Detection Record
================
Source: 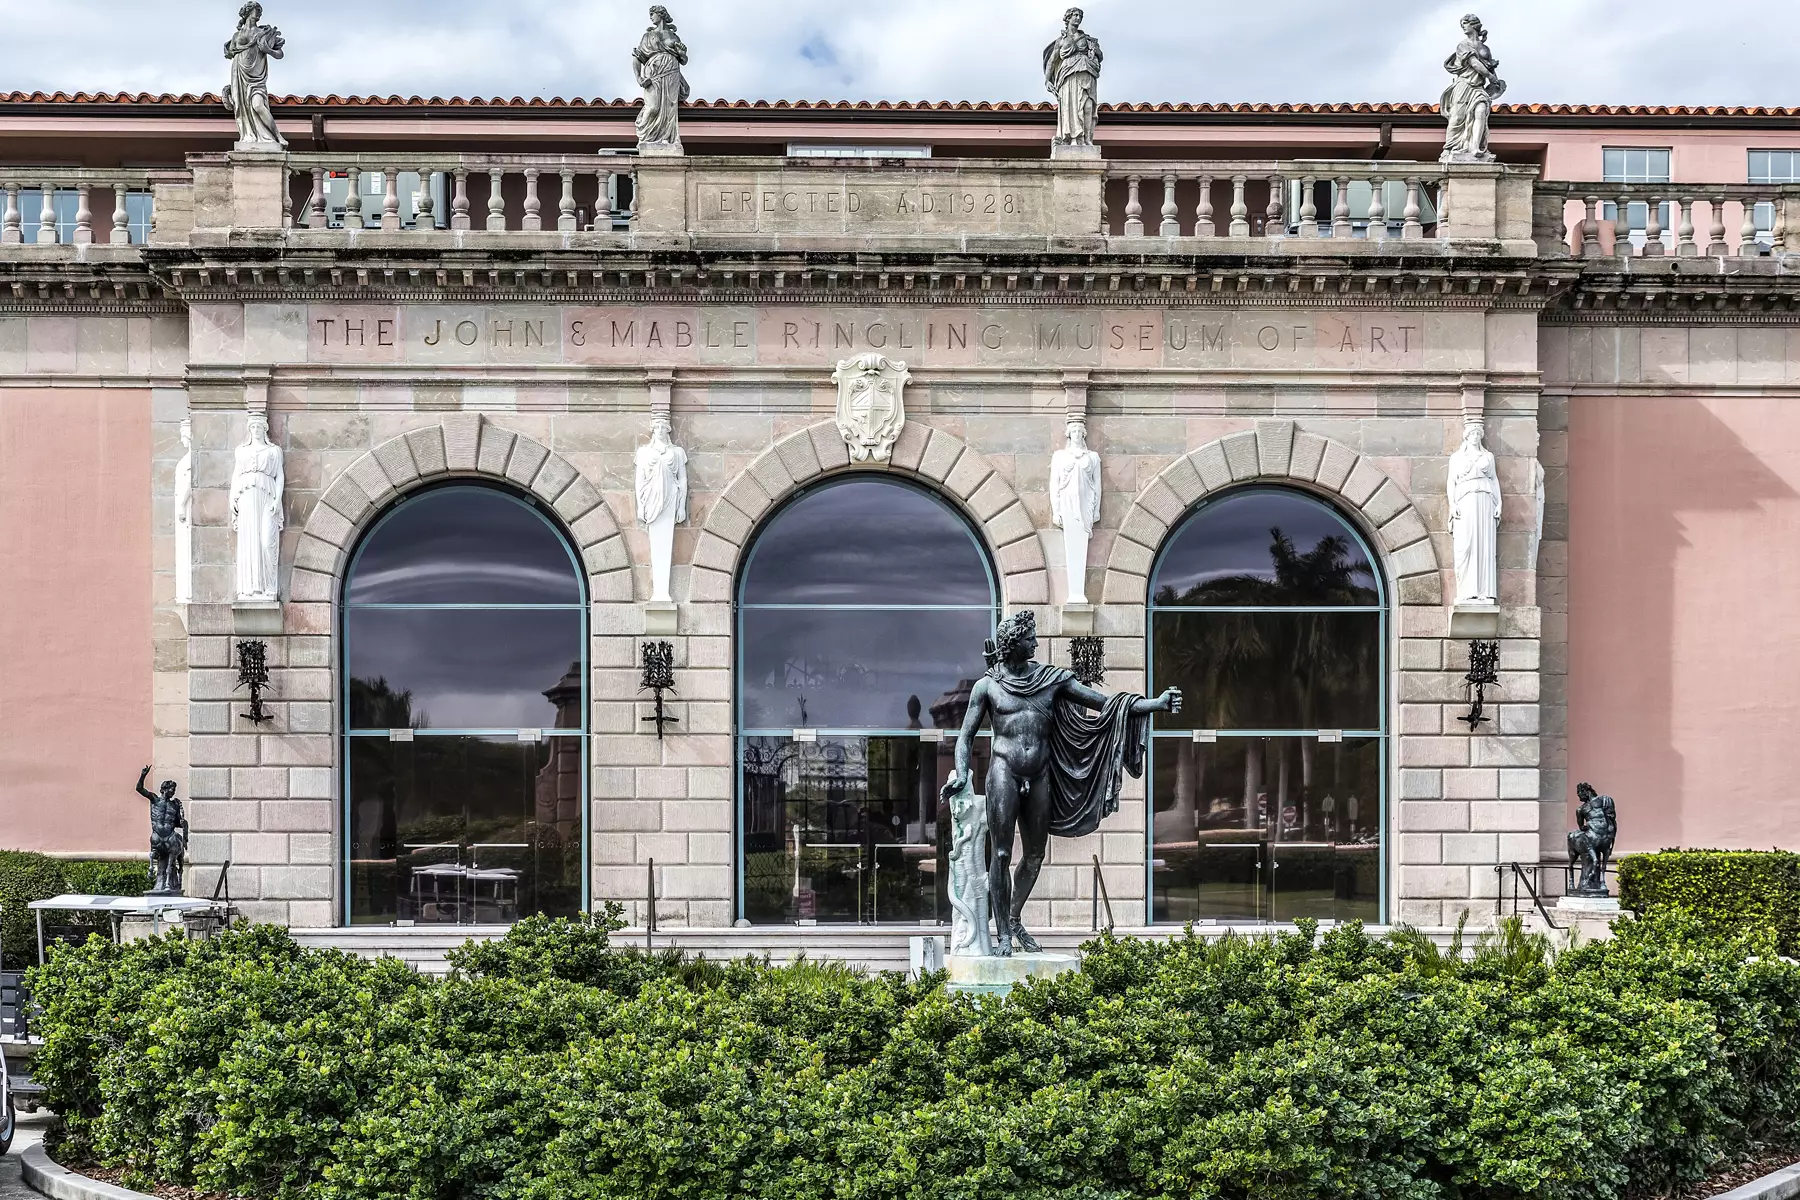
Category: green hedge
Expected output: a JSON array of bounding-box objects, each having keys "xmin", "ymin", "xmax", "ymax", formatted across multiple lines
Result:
[
  {"xmin": 28, "ymin": 909, "xmax": 1800, "ymax": 1200},
  {"xmin": 0, "ymin": 851, "xmax": 150, "ymax": 970},
  {"xmin": 1618, "ymin": 849, "xmax": 1800, "ymax": 956}
]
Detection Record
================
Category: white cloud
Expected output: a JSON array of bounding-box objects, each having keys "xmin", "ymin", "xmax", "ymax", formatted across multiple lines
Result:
[{"xmin": 0, "ymin": 0, "xmax": 1790, "ymax": 107}]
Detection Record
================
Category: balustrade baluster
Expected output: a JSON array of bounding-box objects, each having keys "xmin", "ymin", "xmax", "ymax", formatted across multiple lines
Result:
[
  {"xmin": 1123, "ymin": 174, "xmax": 1143, "ymax": 236},
  {"xmin": 111, "ymin": 186, "xmax": 129, "ymax": 243},
  {"xmin": 414, "ymin": 167, "xmax": 436, "ymax": 230},
  {"xmin": 345, "ymin": 167, "xmax": 364, "ymax": 229},
  {"xmin": 452, "ymin": 168, "xmax": 471, "ymax": 230},
  {"xmin": 1160, "ymin": 173, "xmax": 1179, "ymax": 236},
  {"xmin": 1402, "ymin": 177, "xmax": 1423, "ymax": 240},
  {"xmin": 1740, "ymin": 196, "xmax": 1761, "ymax": 256},
  {"xmin": 307, "ymin": 167, "xmax": 326, "ymax": 227},
  {"xmin": 1298, "ymin": 176, "xmax": 1317, "ymax": 237},
  {"xmin": 1581, "ymin": 196, "xmax": 1601, "ymax": 257},
  {"xmin": 1228, "ymin": 175, "xmax": 1249, "ymax": 237},
  {"xmin": 1264, "ymin": 174, "xmax": 1284, "ymax": 237},
  {"xmin": 1332, "ymin": 175, "xmax": 1352, "ymax": 237},
  {"xmin": 36, "ymin": 182, "xmax": 56, "ymax": 244},
  {"xmin": 1099, "ymin": 178, "xmax": 1108, "ymax": 234},
  {"xmin": 523, "ymin": 167, "xmax": 543, "ymax": 232},
  {"xmin": 1675, "ymin": 196, "xmax": 1696, "ymax": 256},
  {"xmin": 1707, "ymin": 195, "xmax": 1729, "ymax": 255},
  {"xmin": 1640, "ymin": 193, "xmax": 1664, "ymax": 255},
  {"xmin": 1366, "ymin": 173, "xmax": 1386, "ymax": 240},
  {"xmin": 1614, "ymin": 193, "xmax": 1633, "ymax": 257},
  {"xmin": 1194, "ymin": 174, "xmax": 1214, "ymax": 238},
  {"xmin": 559, "ymin": 168, "xmax": 577, "ymax": 232},
  {"xmin": 1437, "ymin": 179, "xmax": 1451, "ymax": 239},
  {"xmin": 1, "ymin": 184, "xmax": 19, "ymax": 244},
  {"xmin": 1775, "ymin": 195, "xmax": 1791, "ymax": 251},
  {"xmin": 487, "ymin": 170, "xmax": 507, "ymax": 231},
  {"xmin": 381, "ymin": 167, "xmax": 401, "ymax": 231},
  {"xmin": 72, "ymin": 184, "xmax": 92, "ymax": 244}
]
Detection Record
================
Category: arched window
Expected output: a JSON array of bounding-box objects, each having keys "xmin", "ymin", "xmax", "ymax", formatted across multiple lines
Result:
[
  {"xmin": 1148, "ymin": 486, "xmax": 1387, "ymax": 925},
  {"xmin": 737, "ymin": 476, "xmax": 998, "ymax": 925},
  {"xmin": 342, "ymin": 484, "xmax": 587, "ymax": 926}
]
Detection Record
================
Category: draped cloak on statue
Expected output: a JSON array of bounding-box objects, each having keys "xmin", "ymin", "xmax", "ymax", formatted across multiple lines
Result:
[{"xmin": 984, "ymin": 662, "xmax": 1152, "ymax": 838}]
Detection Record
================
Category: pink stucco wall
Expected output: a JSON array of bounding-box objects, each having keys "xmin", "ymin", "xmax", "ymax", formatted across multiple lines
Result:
[
  {"xmin": 1569, "ymin": 393, "xmax": 1800, "ymax": 852},
  {"xmin": 0, "ymin": 388, "xmax": 151, "ymax": 854}
]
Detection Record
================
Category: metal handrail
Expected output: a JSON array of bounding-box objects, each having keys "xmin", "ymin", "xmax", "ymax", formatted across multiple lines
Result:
[{"xmin": 1494, "ymin": 860, "xmax": 1623, "ymax": 931}]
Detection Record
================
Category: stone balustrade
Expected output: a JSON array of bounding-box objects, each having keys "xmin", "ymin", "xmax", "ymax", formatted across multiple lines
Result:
[
  {"xmin": 0, "ymin": 167, "xmax": 170, "ymax": 245},
  {"xmin": 1537, "ymin": 181, "xmax": 1800, "ymax": 258},
  {"xmin": 283, "ymin": 153, "xmax": 637, "ymax": 234},
  {"xmin": 1105, "ymin": 161, "xmax": 1450, "ymax": 240}
]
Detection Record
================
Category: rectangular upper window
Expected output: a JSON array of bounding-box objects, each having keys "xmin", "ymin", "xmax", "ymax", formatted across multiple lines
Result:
[
  {"xmin": 1602, "ymin": 147, "xmax": 1672, "ymax": 183},
  {"xmin": 785, "ymin": 143, "xmax": 931, "ymax": 158},
  {"xmin": 1749, "ymin": 149, "xmax": 1800, "ymax": 183}
]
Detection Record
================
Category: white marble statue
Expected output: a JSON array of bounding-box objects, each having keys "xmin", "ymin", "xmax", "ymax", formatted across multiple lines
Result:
[
  {"xmin": 174, "ymin": 418, "xmax": 194, "ymax": 606},
  {"xmin": 1049, "ymin": 422, "xmax": 1102, "ymax": 605},
  {"xmin": 1531, "ymin": 457, "xmax": 1546, "ymax": 569},
  {"xmin": 633, "ymin": 5, "xmax": 689, "ymax": 153},
  {"xmin": 833, "ymin": 353, "xmax": 910, "ymax": 463},
  {"xmin": 230, "ymin": 412, "xmax": 284, "ymax": 603},
  {"xmin": 223, "ymin": 2, "xmax": 288, "ymax": 150},
  {"xmin": 1043, "ymin": 7, "xmax": 1103, "ymax": 148},
  {"xmin": 946, "ymin": 777, "xmax": 993, "ymax": 957},
  {"xmin": 1440, "ymin": 13, "xmax": 1505, "ymax": 163},
  {"xmin": 1448, "ymin": 422, "xmax": 1501, "ymax": 606},
  {"xmin": 635, "ymin": 417, "xmax": 689, "ymax": 605}
]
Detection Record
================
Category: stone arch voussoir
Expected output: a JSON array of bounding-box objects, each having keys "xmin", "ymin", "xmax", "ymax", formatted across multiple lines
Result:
[
  {"xmin": 292, "ymin": 413, "xmax": 632, "ymax": 604},
  {"xmin": 694, "ymin": 419, "xmax": 1047, "ymax": 608},
  {"xmin": 1101, "ymin": 419, "xmax": 1442, "ymax": 609}
]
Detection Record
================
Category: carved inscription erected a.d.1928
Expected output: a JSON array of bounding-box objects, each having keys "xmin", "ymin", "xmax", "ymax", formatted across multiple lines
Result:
[{"xmin": 692, "ymin": 173, "xmax": 1044, "ymax": 234}]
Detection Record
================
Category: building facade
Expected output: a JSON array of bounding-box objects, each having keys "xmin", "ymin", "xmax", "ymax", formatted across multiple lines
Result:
[{"xmin": 5, "ymin": 52, "xmax": 1800, "ymax": 945}]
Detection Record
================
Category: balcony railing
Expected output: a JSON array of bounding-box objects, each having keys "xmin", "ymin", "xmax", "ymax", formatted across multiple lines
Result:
[
  {"xmin": 283, "ymin": 153, "xmax": 636, "ymax": 234},
  {"xmin": 1539, "ymin": 181, "xmax": 1800, "ymax": 258},
  {"xmin": 0, "ymin": 168, "xmax": 166, "ymax": 245},
  {"xmin": 1103, "ymin": 160, "xmax": 1453, "ymax": 241}
]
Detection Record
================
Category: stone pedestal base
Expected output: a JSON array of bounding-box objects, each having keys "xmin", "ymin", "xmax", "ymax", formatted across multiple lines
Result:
[
  {"xmin": 638, "ymin": 142, "xmax": 684, "ymax": 158},
  {"xmin": 1060, "ymin": 602, "xmax": 1094, "ymax": 634},
  {"xmin": 232, "ymin": 600, "xmax": 283, "ymax": 635},
  {"xmin": 1449, "ymin": 603, "xmax": 1500, "ymax": 639},
  {"xmin": 1555, "ymin": 894, "xmax": 1624, "ymax": 943},
  {"xmin": 946, "ymin": 952, "xmax": 1079, "ymax": 995},
  {"xmin": 644, "ymin": 600, "xmax": 679, "ymax": 636},
  {"xmin": 1050, "ymin": 143, "xmax": 1103, "ymax": 161}
]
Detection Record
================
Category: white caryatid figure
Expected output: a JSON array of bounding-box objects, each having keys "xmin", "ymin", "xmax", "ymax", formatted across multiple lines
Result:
[
  {"xmin": 230, "ymin": 412, "xmax": 284, "ymax": 603},
  {"xmin": 1531, "ymin": 457, "xmax": 1547, "ymax": 570},
  {"xmin": 635, "ymin": 417, "xmax": 689, "ymax": 604},
  {"xmin": 1447, "ymin": 422, "xmax": 1501, "ymax": 606},
  {"xmin": 174, "ymin": 418, "xmax": 194, "ymax": 606},
  {"xmin": 1049, "ymin": 422, "xmax": 1103, "ymax": 604}
]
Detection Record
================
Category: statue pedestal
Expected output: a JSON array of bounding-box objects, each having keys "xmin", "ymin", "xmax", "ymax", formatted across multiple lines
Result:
[
  {"xmin": 946, "ymin": 952, "xmax": 1079, "ymax": 996},
  {"xmin": 1050, "ymin": 143, "xmax": 1103, "ymax": 161},
  {"xmin": 232, "ymin": 600, "xmax": 282, "ymax": 635},
  {"xmin": 1555, "ymin": 894, "xmax": 1625, "ymax": 943},
  {"xmin": 1060, "ymin": 602, "xmax": 1094, "ymax": 635},
  {"xmin": 644, "ymin": 600, "xmax": 678, "ymax": 636},
  {"xmin": 1449, "ymin": 603, "xmax": 1500, "ymax": 639}
]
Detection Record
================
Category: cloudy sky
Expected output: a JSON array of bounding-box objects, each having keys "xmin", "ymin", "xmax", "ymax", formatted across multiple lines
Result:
[{"xmin": 0, "ymin": 0, "xmax": 1790, "ymax": 109}]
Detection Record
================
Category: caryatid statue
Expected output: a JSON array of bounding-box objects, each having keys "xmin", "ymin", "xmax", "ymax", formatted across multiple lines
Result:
[
  {"xmin": 633, "ymin": 5, "xmax": 689, "ymax": 153},
  {"xmin": 230, "ymin": 411, "xmax": 284, "ymax": 604},
  {"xmin": 223, "ymin": 2, "xmax": 288, "ymax": 150},
  {"xmin": 1043, "ymin": 7, "xmax": 1103, "ymax": 149},
  {"xmin": 136, "ymin": 766, "xmax": 190, "ymax": 896},
  {"xmin": 174, "ymin": 417, "xmax": 194, "ymax": 606},
  {"xmin": 635, "ymin": 416, "xmax": 689, "ymax": 605},
  {"xmin": 1440, "ymin": 13, "xmax": 1505, "ymax": 163},
  {"xmin": 943, "ymin": 611, "xmax": 1180, "ymax": 957},
  {"xmin": 1049, "ymin": 422, "xmax": 1102, "ymax": 605},
  {"xmin": 1447, "ymin": 422, "xmax": 1500, "ymax": 606}
]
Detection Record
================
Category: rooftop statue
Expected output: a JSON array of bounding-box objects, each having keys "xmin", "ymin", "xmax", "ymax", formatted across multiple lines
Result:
[
  {"xmin": 634, "ymin": 5, "xmax": 689, "ymax": 154},
  {"xmin": 942, "ymin": 611, "xmax": 1179, "ymax": 956},
  {"xmin": 136, "ymin": 767, "xmax": 190, "ymax": 896},
  {"xmin": 224, "ymin": 2, "xmax": 287, "ymax": 150},
  {"xmin": 1043, "ymin": 7, "xmax": 1103, "ymax": 149},
  {"xmin": 1568, "ymin": 782, "xmax": 1618, "ymax": 898},
  {"xmin": 1440, "ymin": 13, "xmax": 1505, "ymax": 163}
]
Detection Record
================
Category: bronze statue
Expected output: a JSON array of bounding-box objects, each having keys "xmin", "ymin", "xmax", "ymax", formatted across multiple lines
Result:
[
  {"xmin": 1567, "ymin": 781, "xmax": 1617, "ymax": 897},
  {"xmin": 136, "ymin": 766, "xmax": 191, "ymax": 896},
  {"xmin": 944, "ymin": 611, "xmax": 1180, "ymax": 956}
]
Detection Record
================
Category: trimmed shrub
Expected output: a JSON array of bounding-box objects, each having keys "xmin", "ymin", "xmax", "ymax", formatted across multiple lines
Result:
[
  {"xmin": 1618, "ymin": 849, "xmax": 1800, "ymax": 956},
  {"xmin": 28, "ymin": 913, "xmax": 1800, "ymax": 1200},
  {"xmin": 0, "ymin": 850, "xmax": 150, "ymax": 969}
]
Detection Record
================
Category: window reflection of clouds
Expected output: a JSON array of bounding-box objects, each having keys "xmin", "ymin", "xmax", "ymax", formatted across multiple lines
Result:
[
  {"xmin": 346, "ymin": 486, "xmax": 581, "ymax": 605},
  {"xmin": 1152, "ymin": 490, "xmax": 1378, "ymax": 605},
  {"xmin": 347, "ymin": 608, "xmax": 581, "ymax": 729},
  {"xmin": 741, "ymin": 479, "xmax": 991, "ymax": 605}
]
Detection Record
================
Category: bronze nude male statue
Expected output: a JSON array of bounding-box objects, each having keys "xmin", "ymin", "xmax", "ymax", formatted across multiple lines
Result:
[
  {"xmin": 1567, "ymin": 781, "xmax": 1618, "ymax": 898},
  {"xmin": 943, "ymin": 611, "xmax": 1180, "ymax": 956},
  {"xmin": 136, "ymin": 766, "xmax": 191, "ymax": 896}
]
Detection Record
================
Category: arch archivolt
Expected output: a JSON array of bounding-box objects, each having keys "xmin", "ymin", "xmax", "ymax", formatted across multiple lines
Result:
[
  {"xmin": 691, "ymin": 419, "xmax": 1045, "ymax": 607},
  {"xmin": 288, "ymin": 413, "xmax": 632, "ymax": 604},
  {"xmin": 1102, "ymin": 419, "xmax": 1443, "ymax": 608}
]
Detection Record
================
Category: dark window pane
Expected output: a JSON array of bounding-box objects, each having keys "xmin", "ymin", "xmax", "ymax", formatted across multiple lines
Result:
[
  {"xmin": 741, "ymin": 735, "xmax": 989, "ymax": 925},
  {"xmin": 740, "ymin": 478, "xmax": 992, "ymax": 605},
  {"xmin": 1152, "ymin": 736, "xmax": 1380, "ymax": 924},
  {"xmin": 1153, "ymin": 610, "xmax": 1380, "ymax": 731},
  {"xmin": 346, "ymin": 486, "xmax": 581, "ymax": 605},
  {"xmin": 1152, "ymin": 489, "xmax": 1378, "ymax": 607},
  {"xmin": 348, "ymin": 735, "xmax": 583, "ymax": 925},
  {"xmin": 347, "ymin": 609, "xmax": 583, "ymax": 729},
  {"xmin": 740, "ymin": 608, "xmax": 993, "ymax": 730}
]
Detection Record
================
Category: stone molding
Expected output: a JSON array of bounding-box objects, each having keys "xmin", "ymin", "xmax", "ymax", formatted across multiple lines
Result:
[
  {"xmin": 289, "ymin": 413, "xmax": 631, "ymax": 601},
  {"xmin": 1101, "ymin": 419, "xmax": 1444, "ymax": 608},
  {"xmin": 693, "ymin": 419, "xmax": 1048, "ymax": 607}
]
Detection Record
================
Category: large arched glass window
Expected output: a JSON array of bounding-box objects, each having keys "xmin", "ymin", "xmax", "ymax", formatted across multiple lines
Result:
[
  {"xmin": 1148, "ymin": 486, "xmax": 1387, "ymax": 925},
  {"xmin": 342, "ymin": 484, "xmax": 587, "ymax": 926},
  {"xmin": 737, "ymin": 477, "xmax": 997, "ymax": 925}
]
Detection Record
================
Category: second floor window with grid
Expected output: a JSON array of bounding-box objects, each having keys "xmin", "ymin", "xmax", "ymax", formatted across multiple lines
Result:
[
  {"xmin": 1603, "ymin": 147, "xmax": 1673, "ymax": 249},
  {"xmin": 1748, "ymin": 151, "xmax": 1799, "ymax": 244}
]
